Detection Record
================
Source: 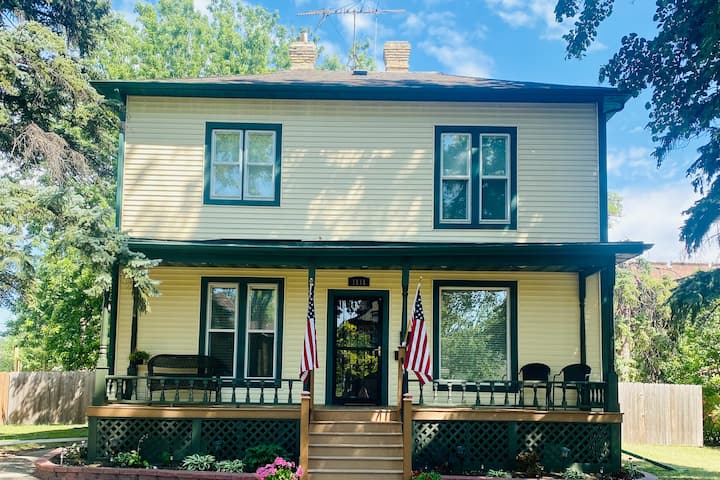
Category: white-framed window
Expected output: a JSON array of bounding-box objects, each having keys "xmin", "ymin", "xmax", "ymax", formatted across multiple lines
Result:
[
  {"xmin": 205, "ymin": 123, "xmax": 281, "ymax": 205},
  {"xmin": 434, "ymin": 281, "xmax": 517, "ymax": 382},
  {"xmin": 202, "ymin": 278, "xmax": 283, "ymax": 379},
  {"xmin": 245, "ymin": 284, "xmax": 278, "ymax": 379},
  {"xmin": 435, "ymin": 126, "xmax": 517, "ymax": 229},
  {"xmin": 206, "ymin": 282, "xmax": 239, "ymax": 377}
]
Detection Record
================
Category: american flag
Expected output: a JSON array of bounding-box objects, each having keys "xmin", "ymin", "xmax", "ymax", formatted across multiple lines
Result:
[
  {"xmin": 404, "ymin": 283, "xmax": 432, "ymax": 385},
  {"xmin": 300, "ymin": 279, "xmax": 318, "ymax": 382}
]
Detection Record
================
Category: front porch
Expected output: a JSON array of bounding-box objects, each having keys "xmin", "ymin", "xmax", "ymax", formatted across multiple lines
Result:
[
  {"xmin": 86, "ymin": 239, "xmax": 648, "ymax": 477},
  {"xmin": 89, "ymin": 355, "xmax": 621, "ymax": 478}
]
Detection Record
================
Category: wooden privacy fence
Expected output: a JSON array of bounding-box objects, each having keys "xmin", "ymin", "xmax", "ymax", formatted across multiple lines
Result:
[
  {"xmin": 0, "ymin": 371, "xmax": 95, "ymax": 425},
  {"xmin": 619, "ymin": 382, "xmax": 703, "ymax": 446}
]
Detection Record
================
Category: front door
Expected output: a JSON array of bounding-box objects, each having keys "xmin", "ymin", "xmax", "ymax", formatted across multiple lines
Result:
[{"xmin": 327, "ymin": 291, "xmax": 388, "ymax": 405}]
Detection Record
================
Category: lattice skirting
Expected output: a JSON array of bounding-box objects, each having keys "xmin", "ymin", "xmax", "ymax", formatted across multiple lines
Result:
[
  {"xmin": 90, "ymin": 417, "xmax": 300, "ymax": 462},
  {"xmin": 413, "ymin": 420, "xmax": 613, "ymax": 473}
]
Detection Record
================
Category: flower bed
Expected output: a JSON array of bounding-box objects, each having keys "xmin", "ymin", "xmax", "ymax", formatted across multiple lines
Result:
[
  {"xmin": 36, "ymin": 449, "xmax": 658, "ymax": 480},
  {"xmin": 34, "ymin": 449, "xmax": 259, "ymax": 480}
]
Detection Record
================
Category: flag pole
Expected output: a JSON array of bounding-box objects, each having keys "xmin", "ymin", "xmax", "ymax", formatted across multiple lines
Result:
[{"xmin": 403, "ymin": 277, "xmax": 422, "ymax": 347}]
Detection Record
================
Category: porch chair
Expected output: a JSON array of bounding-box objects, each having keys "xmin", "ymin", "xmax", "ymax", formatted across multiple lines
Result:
[
  {"xmin": 552, "ymin": 363, "xmax": 591, "ymax": 410},
  {"xmin": 518, "ymin": 362, "xmax": 551, "ymax": 408}
]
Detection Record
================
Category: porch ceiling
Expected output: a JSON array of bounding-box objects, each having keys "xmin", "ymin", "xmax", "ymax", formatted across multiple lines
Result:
[{"xmin": 128, "ymin": 239, "xmax": 651, "ymax": 273}]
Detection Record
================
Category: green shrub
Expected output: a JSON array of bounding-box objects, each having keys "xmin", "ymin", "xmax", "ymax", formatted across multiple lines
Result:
[
  {"xmin": 61, "ymin": 442, "xmax": 87, "ymax": 466},
  {"xmin": 412, "ymin": 471, "xmax": 442, "ymax": 480},
  {"xmin": 516, "ymin": 451, "xmax": 544, "ymax": 477},
  {"xmin": 486, "ymin": 469, "xmax": 511, "ymax": 478},
  {"xmin": 181, "ymin": 453, "xmax": 216, "ymax": 471},
  {"xmin": 216, "ymin": 459, "xmax": 245, "ymax": 472},
  {"xmin": 243, "ymin": 444, "xmax": 289, "ymax": 472},
  {"xmin": 109, "ymin": 450, "xmax": 150, "ymax": 469},
  {"xmin": 563, "ymin": 467, "xmax": 587, "ymax": 479}
]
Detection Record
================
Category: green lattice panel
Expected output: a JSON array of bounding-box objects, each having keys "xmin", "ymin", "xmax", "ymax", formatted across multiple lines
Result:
[
  {"xmin": 200, "ymin": 419, "xmax": 300, "ymax": 461},
  {"xmin": 516, "ymin": 422, "xmax": 610, "ymax": 466},
  {"xmin": 96, "ymin": 418, "xmax": 193, "ymax": 459},
  {"xmin": 413, "ymin": 421, "xmax": 510, "ymax": 472}
]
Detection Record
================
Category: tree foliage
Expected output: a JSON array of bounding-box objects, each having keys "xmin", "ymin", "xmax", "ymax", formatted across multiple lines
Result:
[
  {"xmin": 614, "ymin": 259, "xmax": 674, "ymax": 382},
  {"xmin": 555, "ymin": 0, "xmax": 720, "ymax": 253},
  {"xmin": 0, "ymin": 2, "xmax": 160, "ymax": 370},
  {"xmin": 0, "ymin": 0, "xmax": 111, "ymax": 54},
  {"xmin": 89, "ymin": 0, "xmax": 292, "ymax": 80}
]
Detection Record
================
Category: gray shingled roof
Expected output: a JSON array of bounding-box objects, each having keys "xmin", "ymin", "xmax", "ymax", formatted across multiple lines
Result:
[{"xmin": 91, "ymin": 70, "xmax": 630, "ymax": 113}]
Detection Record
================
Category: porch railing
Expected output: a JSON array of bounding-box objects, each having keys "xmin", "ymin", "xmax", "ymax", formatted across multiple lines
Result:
[
  {"xmin": 409, "ymin": 378, "xmax": 607, "ymax": 411},
  {"xmin": 105, "ymin": 375, "xmax": 301, "ymax": 405}
]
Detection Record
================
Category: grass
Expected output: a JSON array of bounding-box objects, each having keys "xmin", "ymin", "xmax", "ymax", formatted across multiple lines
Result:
[
  {"xmin": 624, "ymin": 443, "xmax": 720, "ymax": 480},
  {"xmin": 0, "ymin": 424, "xmax": 87, "ymax": 441}
]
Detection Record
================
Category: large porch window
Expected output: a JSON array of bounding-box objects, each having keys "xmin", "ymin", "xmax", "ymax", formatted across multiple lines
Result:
[
  {"xmin": 201, "ymin": 278, "xmax": 284, "ymax": 380},
  {"xmin": 433, "ymin": 280, "xmax": 518, "ymax": 382}
]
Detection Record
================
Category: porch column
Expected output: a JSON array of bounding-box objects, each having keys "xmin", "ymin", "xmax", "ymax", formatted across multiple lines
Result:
[
  {"xmin": 600, "ymin": 263, "xmax": 621, "ymax": 471},
  {"xmin": 400, "ymin": 266, "xmax": 410, "ymax": 400},
  {"xmin": 93, "ymin": 263, "xmax": 119, "ymax": 406},
  {"xmin": 578, "ymin": 272, "xmax": 587, "ymax": 366}
]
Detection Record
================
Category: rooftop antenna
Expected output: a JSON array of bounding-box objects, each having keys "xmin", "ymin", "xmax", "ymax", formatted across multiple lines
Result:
[{"xmin": 298, "ymin": 4, "xmax": 405, "ymax": 70}]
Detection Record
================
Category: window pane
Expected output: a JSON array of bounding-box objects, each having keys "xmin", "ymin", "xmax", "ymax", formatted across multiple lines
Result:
[
  {"xmin": 212, "ymin": 164, "xmax": 243, "ymax": 197},
  {"xmin": 247, "ymin": 131, "xmax": 275, "ymax": 165},
  {"xmin": 209, "ymin": 332, "xmax": 234, "ymax": 377},
  {"xmin": 481, "ymin": 135, "xmax": 507, "ymax": 176},
  {"xmin": 210, "ymin": 287, "xmax": 236, "ymax": 329},
  {"xmin": 440, "ymin": 289, "xmax": 508, "ymax": 381},
  {"xmin": 442, "ymin": 180, "xmax": 468, "ymax": 220},
  {"xmin": 247, "ymin": 332, "xmax": 274, "ymax": 377},
  {"xmin": 245, "ymin": 165, "xmax": 274, "ymax": 198},
  {"xmin": 481, "ymin": 179, "xmax": 507, "ymax": 220},
  {"xmin": 214, "ymin": 132, "xmax": 241, "ymax": 163},
  {"xmin": 248, "ymin": 287, "xmax": 276, "ymax": 330},
  {"xmin": 441, "ymin": 134, "xmax": 471, "ymax": 176}
]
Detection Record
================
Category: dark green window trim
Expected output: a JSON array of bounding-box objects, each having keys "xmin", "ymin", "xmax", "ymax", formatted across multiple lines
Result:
[
  {"xmin": 199, "ymin": 277, "xmax": 285, "ymax": 381},
  {"xmin": 432, "ymin": 280, "xmax": 519, "ymax": 385},
  {"xmin": 203, "ymin": 122, "xmax": 282, "ymax": 206},
  {"xmin": 434, "ymin": 126, "xmax": 517, "ymax": 230}
]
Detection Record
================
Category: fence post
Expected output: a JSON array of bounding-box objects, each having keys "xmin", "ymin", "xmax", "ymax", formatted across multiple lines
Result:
[{"xmin": 402, "ymin": 393, "xmax": 413, "ymax": 480}]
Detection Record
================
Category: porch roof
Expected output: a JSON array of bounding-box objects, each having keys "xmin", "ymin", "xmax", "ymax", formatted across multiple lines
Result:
[{"xmin": 128, "ymin": 239, "xmax": 651, "ymax": 273}]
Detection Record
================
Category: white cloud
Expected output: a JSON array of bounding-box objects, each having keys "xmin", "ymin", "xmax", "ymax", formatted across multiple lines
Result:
[
  {"xmin": 610, "ymin": 182, "xmax": 720, "ymax": 263},
  {"xmin": 403, "ymin": 10, "xmax": 494, "ymax": 77},
  {"xmin": 486, "ymin": 0, "xmax": 570, "ymax": 40},
  {"xmin": 607, "ymin": 146, "xmax": 684, "ymax": 182}
]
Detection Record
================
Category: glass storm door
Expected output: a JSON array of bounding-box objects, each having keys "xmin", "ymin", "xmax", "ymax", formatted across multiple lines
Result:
[{"xmin": 330, "ymin": 293, "xmax": 384, "ymax": 405}]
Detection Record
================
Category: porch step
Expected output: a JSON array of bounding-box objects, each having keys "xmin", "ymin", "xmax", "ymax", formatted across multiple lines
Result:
[
  {"xmin": 306, "ymin": 409, "xmax": 404, "ymax": 480},
  {"xmin": 312, "ymin": 407, "xmax": 399, "ymax": 422}
]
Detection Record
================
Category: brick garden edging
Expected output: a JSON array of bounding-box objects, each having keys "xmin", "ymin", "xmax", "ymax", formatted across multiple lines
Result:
[
  {"xmin": 35, "ymin": 449, "xmax": 658, "ymax": 480},
  {"xmin": 35, "ymin": 449, "xmax": 260, "ymax": 480}
]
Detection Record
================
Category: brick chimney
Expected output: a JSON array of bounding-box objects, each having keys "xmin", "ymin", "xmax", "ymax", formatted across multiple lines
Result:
[
  {"xmin": 383, "ymin": 41, "xmax": 411, "ymax": 72},
  {"xmin": 289, "ymin": 32, "xmax": 317, "ymax": 71}
]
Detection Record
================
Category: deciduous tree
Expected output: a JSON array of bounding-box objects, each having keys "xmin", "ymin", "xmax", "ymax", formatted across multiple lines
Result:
[{"xmin": 555, "ymin": 0, "xmax": 720, "ymax": 252}]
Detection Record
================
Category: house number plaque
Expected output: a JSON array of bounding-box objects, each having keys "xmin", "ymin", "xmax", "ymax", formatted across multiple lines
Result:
[{"xmin": 348, "ymin": 276, "xmax": 370, "ymax": 287}]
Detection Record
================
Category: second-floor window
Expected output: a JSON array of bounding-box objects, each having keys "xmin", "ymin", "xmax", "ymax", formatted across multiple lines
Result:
[
  {"xmin": 434, "ymin": 126, "xmax": 517, "ymax": 229},
  {"xmin": 204, "ymin": 123, "xmax": 282, "ymax": 205}
]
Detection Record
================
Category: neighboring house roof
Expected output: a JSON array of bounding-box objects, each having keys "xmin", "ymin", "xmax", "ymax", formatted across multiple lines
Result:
[
  {"xmin": 632, "ymin": 261, "xmax": 717, "ymax": 280},
  {"xmin": 92, "ymin": 71, "xmax": 630, "ymax": 115}
]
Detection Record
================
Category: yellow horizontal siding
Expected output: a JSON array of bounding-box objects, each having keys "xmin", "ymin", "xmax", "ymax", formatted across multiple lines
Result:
[
  {"xmin": 120, "ymin": 97, "xmax": 599, "ymax": 242},
  {"xmin": 113, "ymin": 267, "xmax": 603, "ymax": 403}
]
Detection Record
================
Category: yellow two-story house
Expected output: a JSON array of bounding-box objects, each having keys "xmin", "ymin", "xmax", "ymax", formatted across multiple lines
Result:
[{"xmin": 88, "ymin": 39, "xmax": 648, "ymax": 478}]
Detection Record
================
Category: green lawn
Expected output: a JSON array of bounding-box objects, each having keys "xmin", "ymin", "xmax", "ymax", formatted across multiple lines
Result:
[
  {"xmin": 0, "ymin": 424, "xmax": 87, "ymax": 441},
  {"xmin": 624, "ymin": 444, "xmax": 720, "ymax": 480}
]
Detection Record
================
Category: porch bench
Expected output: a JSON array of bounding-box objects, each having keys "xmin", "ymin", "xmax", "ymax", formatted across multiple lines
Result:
[{"xmin": 147, "ymin": 354, "xmax": 221, "ymax": 403}]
